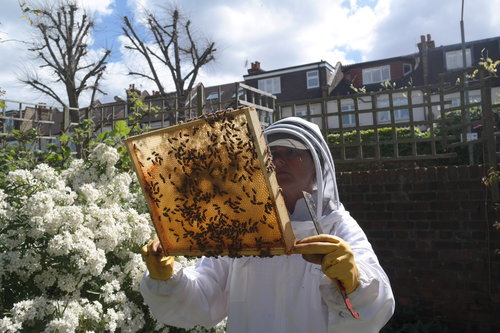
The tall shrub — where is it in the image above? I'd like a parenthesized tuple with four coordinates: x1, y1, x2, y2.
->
(0, 143, 226, 332)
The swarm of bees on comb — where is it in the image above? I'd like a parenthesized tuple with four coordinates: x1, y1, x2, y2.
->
(126, 107, 294, 257)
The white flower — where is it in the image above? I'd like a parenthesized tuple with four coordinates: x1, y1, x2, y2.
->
(7, 169, 38, 187)
(26, 191, 55, 218)
(54, 205, 84, 232)
(45, 316, 78, 332)
(101, 279, 123, 304)
(0, 229, 26, 249)
(90, 143, 120, 168)
(17, 248, 42, 278)
(11, 299, 37, 323)
(72, 239, 106, 276)
(33, 268, 58, 290)
(31, 164, 58, 186)
(81, 301, 103, 322)
(0, 189, 12, 223)
(47, 232, 73, 256)
(124, 253, 147, 291)
(1, 251, 22, 275)
(125, 209, 154, 246)
(79, 184, 101, 204)
(117, 301, 145, 333)
(44, 299, 83, 332)
(0, 316, 22, 332)
(57, 273, 79, 293)
(104, 308, 122, 332)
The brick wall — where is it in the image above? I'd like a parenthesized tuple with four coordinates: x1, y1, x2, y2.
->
(337, 165, 500, 332)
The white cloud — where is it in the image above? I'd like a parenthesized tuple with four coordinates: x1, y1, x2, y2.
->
(78, 0, 114, 15)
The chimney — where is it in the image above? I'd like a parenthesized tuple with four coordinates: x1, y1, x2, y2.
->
(417, 35, 426, 51)
(247, 61, 265, 75)
(417, 34, 435, 51)
(426, 34, 435, 48)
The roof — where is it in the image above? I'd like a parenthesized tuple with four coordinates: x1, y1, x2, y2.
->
(341, 55, 417, 70)
(243, 60, 336, 80)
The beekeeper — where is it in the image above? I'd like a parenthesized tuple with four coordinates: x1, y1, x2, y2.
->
(140, 117, 395, 333)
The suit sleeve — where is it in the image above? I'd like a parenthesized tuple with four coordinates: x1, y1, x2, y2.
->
(319, 207, 395, 332)
(140, 256, 229, 329)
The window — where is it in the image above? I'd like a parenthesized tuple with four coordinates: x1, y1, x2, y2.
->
(341, 104, 356, 112)
(446, 49, 471, 70)
(444, 97, 460, 109)
(258, 77, 281, 94)
(442, 94, 482, 110)
(340, 104, 356, 127)
(394, 97, 409, 121)
(206, 91, 221, 101)
(468, 95, 481, 104)
(362, 65, 390, 84)
(307, 70, 319, 89)
(295, 105, 307, 116)
(377, 99, 390, 123)
(341, 114, 356, 126)
(377, 97, 409, 123)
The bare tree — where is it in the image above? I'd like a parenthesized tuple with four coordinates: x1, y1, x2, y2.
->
(122, 7, 216, 108)
(21, 1, 110, 123)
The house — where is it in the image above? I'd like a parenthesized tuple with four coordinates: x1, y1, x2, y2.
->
(241, 34, 500, 131)
(243, 60, 341, 103)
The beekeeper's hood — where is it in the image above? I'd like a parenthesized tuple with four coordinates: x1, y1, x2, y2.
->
(264, 117, 340, 218)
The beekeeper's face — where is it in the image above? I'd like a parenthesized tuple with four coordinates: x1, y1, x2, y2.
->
(270, 146, 315, 211)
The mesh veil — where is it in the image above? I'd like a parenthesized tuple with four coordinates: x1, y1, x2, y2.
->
(264, 117, 340, 218)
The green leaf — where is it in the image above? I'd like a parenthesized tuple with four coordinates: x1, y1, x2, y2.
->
(59, 133, 69, 142)
(113, 120, 131, 136)
(97, 131, 110, 142)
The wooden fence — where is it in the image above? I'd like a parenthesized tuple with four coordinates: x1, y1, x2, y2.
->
(2, 75, 499, 173)
(275, 73, 500, 172)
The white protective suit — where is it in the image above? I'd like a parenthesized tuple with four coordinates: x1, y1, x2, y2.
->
(140, 117, 395, 333)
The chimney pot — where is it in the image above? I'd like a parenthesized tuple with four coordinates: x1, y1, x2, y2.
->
(248, 61, 264, 75)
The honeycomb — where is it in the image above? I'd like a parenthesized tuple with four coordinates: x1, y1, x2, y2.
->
(125, 107, 294, 257)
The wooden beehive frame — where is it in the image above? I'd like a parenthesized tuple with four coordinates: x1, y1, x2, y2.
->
(125, 107, 294, 257)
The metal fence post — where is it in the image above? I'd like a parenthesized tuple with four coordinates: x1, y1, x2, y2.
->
(197, 84, 205, 116)
(63, 106, 71, 132)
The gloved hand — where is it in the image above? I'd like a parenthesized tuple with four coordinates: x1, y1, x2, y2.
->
(293, 234, 360, 294)
(141, 239, 175, 280)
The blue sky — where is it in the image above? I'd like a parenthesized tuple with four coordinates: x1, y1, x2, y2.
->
(1, 0, 499, 106)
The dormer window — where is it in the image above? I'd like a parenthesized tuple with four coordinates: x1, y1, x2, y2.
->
(258, 77, 281, 94)
(307, 70, 319, 89)
(362, 65, 391, 84)
(446, 49, 471, 70)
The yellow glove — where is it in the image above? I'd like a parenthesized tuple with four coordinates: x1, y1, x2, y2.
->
(141, 239, 175, 280)
(293, 234, 360, 294)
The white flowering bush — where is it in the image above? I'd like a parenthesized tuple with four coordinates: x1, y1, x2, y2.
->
(0, 143, 226, 332)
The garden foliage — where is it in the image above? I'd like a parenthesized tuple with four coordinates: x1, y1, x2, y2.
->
(0, 124, 225, 332)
